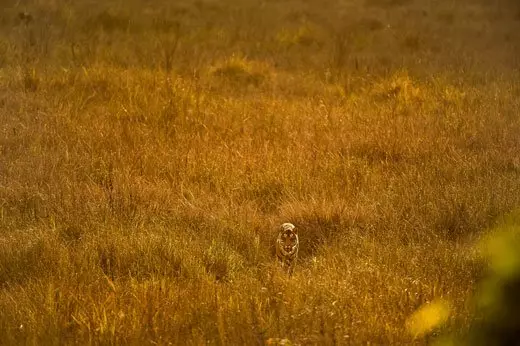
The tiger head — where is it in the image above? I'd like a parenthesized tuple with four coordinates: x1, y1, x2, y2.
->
(278, 223, 298, 254)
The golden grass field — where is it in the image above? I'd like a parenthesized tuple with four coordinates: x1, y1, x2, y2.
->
(1, 0, 520, 344)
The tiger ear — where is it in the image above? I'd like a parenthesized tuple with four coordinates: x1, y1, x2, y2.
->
(292, 227, 298, 235)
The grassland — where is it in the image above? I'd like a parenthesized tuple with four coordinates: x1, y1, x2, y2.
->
(1, 0, 520, 344)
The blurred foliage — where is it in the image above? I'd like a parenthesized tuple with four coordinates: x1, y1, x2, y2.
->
(406, 299, 451, 338)
(467, 211, 520, 345)
(412, 210, 520, 345)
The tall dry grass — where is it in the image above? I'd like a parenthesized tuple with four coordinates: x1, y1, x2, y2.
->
(1, 0, 520, 344)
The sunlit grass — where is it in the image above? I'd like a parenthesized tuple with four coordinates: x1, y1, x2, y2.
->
(0, 0, 519, 344)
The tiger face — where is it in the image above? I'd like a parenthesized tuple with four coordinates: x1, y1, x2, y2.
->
(276, 223, 299, 275)
(279, 224, 298, 254)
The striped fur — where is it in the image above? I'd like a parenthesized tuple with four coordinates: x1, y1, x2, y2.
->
(276, 223, 299, 276)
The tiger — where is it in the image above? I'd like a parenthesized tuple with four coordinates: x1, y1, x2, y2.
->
(276, 223, 299, 276)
